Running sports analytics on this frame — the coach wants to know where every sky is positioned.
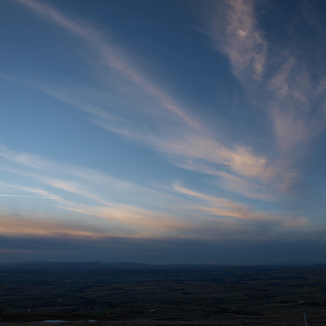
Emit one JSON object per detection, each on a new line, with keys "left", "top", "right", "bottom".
{"left": 1, "top": 0, "right": 326, "bottom": 264}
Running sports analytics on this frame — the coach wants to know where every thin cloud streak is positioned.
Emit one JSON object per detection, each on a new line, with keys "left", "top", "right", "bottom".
{"left": 0, "top": 214, "right": 104, "bottom": 238}
{"left": 0, "top": 144, "right": 146, "bottom": 195}
{"left": 16, "top": 0, "right": 199, "bottom": 129}
{"left": 172, "top": 183, "right": 307, "bottom": 227}
{"left": 0, "top": 145, "right": 308, "bottom": 240}
{"left": 0, "top": 194, "right": 46, "bottom": 198}
{"left": 216, "top": 172, "right": 273, "bottom": 200}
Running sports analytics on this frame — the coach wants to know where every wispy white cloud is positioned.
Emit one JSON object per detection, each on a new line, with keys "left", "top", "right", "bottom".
{"left": 91, "top": 116, "right": 277, "bottom": 183}
{"left": 0, "top": 182, "right": 75, "bottom": 207}
{"left": 0, "top": 143, "right": 51, "bottom": 170}
{"left": 65, "top": 204, "right": 190, "bottom": 237}
{"left": 201, "top": 0, "right": 326, "bottom": 196}
{"left": 0, "top": 146, "right": 195, "bottom": 236}
{"left": 16, "top": 0, "right": 199, "bottom": 129}
{"left": 1, "top": 63, "right": 284, "bottom": 201}
{"left": 0, "top": 194, "right": 46, "bottom": 198}
{"left": 171, "top": 183, "right": 308, "bottom": 230}
{"left": 1, "top": 0, "right": 326, "bottom": 255}
{"left": 6, "top": 0, "right": 290, "bottom": 202}
{"left": 0, "top": 145, "right": 170, "bottom": 208}
{"left": 205, "top": 0, "right": 267, "bottom": 81}
{"left": 94, "top": 120, "right": 288, "bottom": 201}
{"left": 159, "top": 135, "right": 275, "bottom": 181}
{"left": 4, "top": 0, "right": 314, "bottom": 235}
{"left": 216, "top": 171, "right": 273, "bottom": 200}
{"left": 0, "top": 145, "right": 307, "bottom": 240}
{"left": 268, "top": 53, "right": 326, "bottom": 153}
{"left": 0, "top": 213, "right": 104, "bottom": 238}
{"left": 0, "top": 181, "right": 189, "bottom": 238}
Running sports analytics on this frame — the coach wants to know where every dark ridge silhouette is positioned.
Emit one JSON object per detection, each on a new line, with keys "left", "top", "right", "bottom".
{"left": 0, "top": 260, "right": 324, "bottom": 271}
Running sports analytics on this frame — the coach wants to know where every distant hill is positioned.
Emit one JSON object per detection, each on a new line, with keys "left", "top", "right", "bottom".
{"left": 0, "top": 261, "right": 233, "bottom": 271}
{"left": 0, "top": 260, "right": 323, "bottom": 271}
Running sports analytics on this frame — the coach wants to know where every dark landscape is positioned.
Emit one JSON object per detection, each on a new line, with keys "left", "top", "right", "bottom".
{"left": 0, "top": 262, "right": 326, "bottom": 326}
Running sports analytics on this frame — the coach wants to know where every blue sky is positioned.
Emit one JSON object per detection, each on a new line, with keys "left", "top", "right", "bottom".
{"left": 1, "top": 0, "right": 326, "bottom": 264}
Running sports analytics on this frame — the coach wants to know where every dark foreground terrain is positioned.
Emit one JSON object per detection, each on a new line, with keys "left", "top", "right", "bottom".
{"left": 0, "top": 263, "right": 326, "bottom": 325}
